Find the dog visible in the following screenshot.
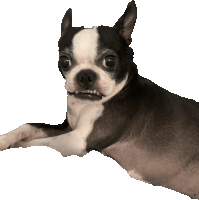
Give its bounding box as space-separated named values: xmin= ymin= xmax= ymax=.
xmin=0 ymin=1 xmax=199 ymax=198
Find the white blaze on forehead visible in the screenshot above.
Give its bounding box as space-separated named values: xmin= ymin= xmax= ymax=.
xmin=72 ymin=26 xmax=98 ymax=63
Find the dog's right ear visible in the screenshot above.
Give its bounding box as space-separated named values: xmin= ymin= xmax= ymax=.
xmin=113 ymin=1 xmax=137 ymax=45
xmin=61 ymin=8 xmax=72 ymax=37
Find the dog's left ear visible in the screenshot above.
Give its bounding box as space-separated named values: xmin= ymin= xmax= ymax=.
xmin=113 ymin=1 xmax=137 ymax=45
xmin=61 ymin=8 xmax=72 ymax=36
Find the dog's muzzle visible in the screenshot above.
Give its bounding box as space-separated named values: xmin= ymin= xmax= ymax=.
xmin=69 ymin=69 xmax=104 ymax=101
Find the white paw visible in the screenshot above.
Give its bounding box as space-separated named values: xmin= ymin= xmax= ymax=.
xmin=0 ymin=134 xmax=14 ymax=150
xmin=0 ymin=124 xmax=32 ymax=151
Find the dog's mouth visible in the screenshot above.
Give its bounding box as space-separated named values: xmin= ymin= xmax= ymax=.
xmin=68 ymin=90 xmax=105 ymax=101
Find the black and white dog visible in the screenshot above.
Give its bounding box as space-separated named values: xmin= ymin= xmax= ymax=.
xmin=1 ymin=1 xmax=199 ymax=198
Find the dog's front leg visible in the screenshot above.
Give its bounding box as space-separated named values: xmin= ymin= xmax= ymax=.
xmin=0 ymin=115 xmax=72 ymax=151
xmin=14 ymin=129 xmax=87 ymax=156
xmin=14 ymin=104 xmax=104 ymax=156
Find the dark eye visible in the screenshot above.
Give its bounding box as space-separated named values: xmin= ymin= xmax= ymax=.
xmin=59 ymin=56 xmax=71 ymax=70
xmin=103 ymin=56 xmax=115 ymax=68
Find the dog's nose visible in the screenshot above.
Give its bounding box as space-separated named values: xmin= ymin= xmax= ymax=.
xmin=76 ymin=70 xmax=97 ymax=89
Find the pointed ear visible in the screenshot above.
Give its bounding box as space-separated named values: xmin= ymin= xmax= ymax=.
xmin=61 ymin=8 xmax=72 ymax=36
xmin=113 ymin=1 xmax=137 ymax=45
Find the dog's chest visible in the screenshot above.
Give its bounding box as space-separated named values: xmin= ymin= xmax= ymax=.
xmin=67 ymin=95 xmax=104 ymax=131
xmin=67 ymin=96 xmax=86 ymax=129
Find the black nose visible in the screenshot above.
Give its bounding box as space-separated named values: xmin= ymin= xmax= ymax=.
xmin=76 ymin=70 xmax=97 ymax=89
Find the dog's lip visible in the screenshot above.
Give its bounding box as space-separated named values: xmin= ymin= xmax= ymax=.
xmin=68 ymin=90 xmax=106 ymax=97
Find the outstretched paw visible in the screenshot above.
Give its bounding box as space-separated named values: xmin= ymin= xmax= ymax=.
xmin=0 ymin=135 xmax=16 ymax=151
xmin=0 ymin=125 xmax=31 ymax=151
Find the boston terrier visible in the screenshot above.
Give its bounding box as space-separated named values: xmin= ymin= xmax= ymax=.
xmin=0 ymin=1 xmax=199 ymax=198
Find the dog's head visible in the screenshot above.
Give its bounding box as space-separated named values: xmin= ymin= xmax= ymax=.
xmin=58 ymin=1 xmax=137 ymax=103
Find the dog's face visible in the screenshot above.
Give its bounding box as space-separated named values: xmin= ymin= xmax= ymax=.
xmin=59 ymin=26 xmax=129 ymax=103
xmin=58 ymin=1 xmax=137 ymax=103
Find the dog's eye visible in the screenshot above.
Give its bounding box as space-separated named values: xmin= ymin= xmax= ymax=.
xmin=59 ymin=57 xmax=71 ymax=70
xmin=103 ymin=56 xmax=115 ymax=69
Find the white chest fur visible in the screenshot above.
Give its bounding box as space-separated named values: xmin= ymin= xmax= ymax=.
xmin=67 ymin=95 xmax=104 ymax=140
